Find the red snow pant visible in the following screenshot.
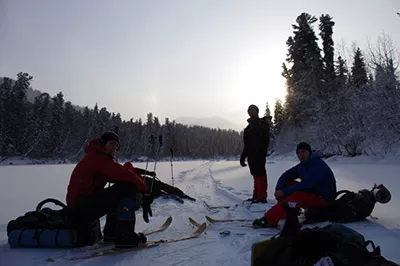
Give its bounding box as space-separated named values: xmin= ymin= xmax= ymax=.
xmin=248 ymin=156 xmax=267 ymax=201
xmin=253 ymin=176 xmax=268 ymax=201
xmin=264 ymin=180 xmax=328 ymax=225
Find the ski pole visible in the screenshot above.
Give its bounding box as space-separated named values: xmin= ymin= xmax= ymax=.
xmin=170 ymin=148 xmax=174 ymax=186
xmin=114 ymin=126 xmax=119 ymax=163
xmin=150 ymin=135 xmax=163 ymax=193
xmin=145 ymin=135 xmax=155 ymax=172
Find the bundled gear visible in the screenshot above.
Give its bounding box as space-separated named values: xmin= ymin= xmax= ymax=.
xmin=304 ymin=184 xmax=391 ymax=224
xmin=251 ymin=202 xmax=398 ymax=266
xmin=252 ymin=223 xmax=399 ymax=266
xmin=7 ymin=198 xmax=101 ymax=248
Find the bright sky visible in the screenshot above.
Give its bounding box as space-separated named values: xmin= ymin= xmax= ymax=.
xmin=0 ymin=0 xmax=399 ymax=126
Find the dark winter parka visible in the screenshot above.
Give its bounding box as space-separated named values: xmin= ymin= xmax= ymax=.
xmin=241 ymin=116 xmax=270 ymax=160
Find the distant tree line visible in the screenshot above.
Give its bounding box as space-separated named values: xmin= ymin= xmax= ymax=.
xmin=269 ymin=12 xmax=400 ymax=156
xmin=0 ymin=73 xmax=243 ymax=161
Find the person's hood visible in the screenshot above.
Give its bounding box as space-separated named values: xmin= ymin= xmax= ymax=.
xmin=85 ymin=138 xmax=114 ymax=158
xmin=310 ymin=150 xmax=323 ymax=160
xmin=300 ymin=149 xmax=323 ymax=164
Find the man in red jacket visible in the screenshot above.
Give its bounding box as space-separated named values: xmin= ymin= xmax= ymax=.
xmin=66 ymin=131 xmax=155 ymax=248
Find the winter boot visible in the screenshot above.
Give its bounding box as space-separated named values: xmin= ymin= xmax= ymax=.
xmin=114 ymin=198 xmax=147 ymax=248
xmin=246 ymin=196 xmax=256 ymax=202
xmin=114 ymin=220 xmax=147 ymax=248
xmin=103 ymin=213 xmax=117 ymax=242
xmin=252 ymin=217 xmax=275 ymax=228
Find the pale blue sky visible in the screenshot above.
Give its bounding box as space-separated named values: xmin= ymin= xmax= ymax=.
xmin=1 ymin=0 xmax=399 ymax=126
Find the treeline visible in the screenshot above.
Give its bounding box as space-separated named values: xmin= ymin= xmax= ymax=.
xmin=0 ymin=73 xmax=242 ymax=161
xmin=270 ymin=12 xmax=400 ymax=156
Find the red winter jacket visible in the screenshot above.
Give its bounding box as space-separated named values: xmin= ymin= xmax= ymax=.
xmin=66 ymin=139 xmax=148 ymax=208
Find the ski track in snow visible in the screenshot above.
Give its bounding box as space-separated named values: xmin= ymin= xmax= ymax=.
xmin=0 ymin=161 xmax=278 ymax=266
xmin=1 ymin=160 xmax=400 ymax=265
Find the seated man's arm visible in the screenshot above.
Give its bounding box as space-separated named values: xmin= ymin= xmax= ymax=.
xmin=282 ymin=163 xmax=325 ymax=196
xmin=275 ymin=165 xmax=299 ymax=191
xmin=97 ymin=158 xmax=148 ymax=193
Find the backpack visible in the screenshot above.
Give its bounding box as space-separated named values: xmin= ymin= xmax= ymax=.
xmin=304 ymin=184 xmax=391 ymax=224
xmin=7 ymin=198 xmax=101 ymax=247
xmin=252 ymin=223 xmax=399 ymax=266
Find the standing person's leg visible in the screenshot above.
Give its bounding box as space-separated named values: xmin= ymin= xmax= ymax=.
xmin=247 ymin=159 xmax=258 ymax=201
xmin=251 ymin=156 xmax=268 ymax=202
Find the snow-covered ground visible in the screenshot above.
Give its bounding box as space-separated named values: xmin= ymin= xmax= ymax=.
xmin=0 ymin=156 xmax=399 ymax=265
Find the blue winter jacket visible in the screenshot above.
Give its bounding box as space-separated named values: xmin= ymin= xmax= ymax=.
xmin=275 ymin=151 xmax=337 ymax=201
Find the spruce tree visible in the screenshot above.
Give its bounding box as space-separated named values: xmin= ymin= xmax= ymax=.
xmin=283 ymin=12 xmax=323 ymax=125
xmin=350 ymin=48 xmax=368 ymax=88
xmin=319 ymin=14 xmax=336 ymax=84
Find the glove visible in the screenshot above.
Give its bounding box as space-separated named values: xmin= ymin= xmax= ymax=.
xmin=142 ymin=193 xmax=154 ymax=223
xmin=240 ymin=156 xmax=247 ymax=167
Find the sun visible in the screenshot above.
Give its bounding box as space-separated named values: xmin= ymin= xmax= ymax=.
xmin=229 ymin=47 xmax=287 ymax=114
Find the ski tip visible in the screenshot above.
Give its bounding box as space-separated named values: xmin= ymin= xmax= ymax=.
xmin=163 ymin=216 xmax=173 ymax=227
xmin=195 ymin=222 xmax=207 ymax=234
xmin=188 ymin=217 xmax=202 ymax=228
xmin=205 ymin=216 xmax=215 ymax=223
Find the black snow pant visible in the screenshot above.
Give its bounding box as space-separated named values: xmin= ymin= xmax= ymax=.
xmin=73 ymin=182 xmax=138 ymax=221
xmin=248 ymin=156 xmax=267 ymax=177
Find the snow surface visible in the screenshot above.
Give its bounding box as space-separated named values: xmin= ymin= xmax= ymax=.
xmin=1 ymin=156 xmax=400 ymax=265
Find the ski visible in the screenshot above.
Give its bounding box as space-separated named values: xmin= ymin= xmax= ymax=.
xmin=188 ymin=217 xmax=203 ymax=228
xmin=143 ymin=216 xmax=173 ymax=235
xmin=205 ymin=215 xmax=253 ymax=224
xmin=68 ymin=222 xmax=207 ymax=260
xmin=203 ymin=201 xmax=237 ymax=210
xmin=189 ymin=217 xmax=275 ymax=237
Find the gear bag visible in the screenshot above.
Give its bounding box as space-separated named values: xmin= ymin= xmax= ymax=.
xmin=304 ymin=184 xmax=391 ymax=223
xmin=7 ymin=198 xmax=101 ymax=248
xmin=251 ymin=223 xmax=399 ymax=266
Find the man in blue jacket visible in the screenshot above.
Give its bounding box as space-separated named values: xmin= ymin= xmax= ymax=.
xmin=253 ymin=142 xmax=337 ymax=227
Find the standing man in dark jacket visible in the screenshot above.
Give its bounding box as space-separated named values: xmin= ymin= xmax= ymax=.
xmin=240 ymin=104 xmax=270 ymax=203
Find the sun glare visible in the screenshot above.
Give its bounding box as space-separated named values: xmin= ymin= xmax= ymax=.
xmin=230 ymin=48 xmax=287 ymax=113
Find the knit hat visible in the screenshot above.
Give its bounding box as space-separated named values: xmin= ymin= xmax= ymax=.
xmin=100 ymin=131 xmax=120 ymax=144
xmin=296 ymin=142 xmax=311 ymax=153
xmin=248 ymin=104 xmax=259 ymax=113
